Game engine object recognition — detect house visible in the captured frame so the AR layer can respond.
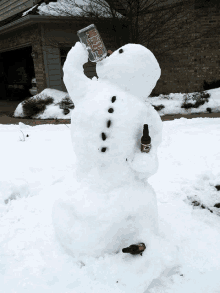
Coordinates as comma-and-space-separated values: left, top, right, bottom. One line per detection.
0, 0, 118, 100
0, 0, 219, 100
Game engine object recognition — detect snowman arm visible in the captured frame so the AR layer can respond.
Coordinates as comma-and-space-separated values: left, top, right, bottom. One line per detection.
63, 42, 93, 106
128, 149, 159, 177
129, 106, 163, 176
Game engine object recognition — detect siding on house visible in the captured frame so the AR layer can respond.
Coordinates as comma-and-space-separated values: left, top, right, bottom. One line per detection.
0, 14, 118, 96
43, 45, 63, 91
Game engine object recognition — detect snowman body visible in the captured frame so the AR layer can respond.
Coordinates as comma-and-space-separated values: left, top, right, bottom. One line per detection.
53, 179, 158, 258
53, 42, 163, 258
71, 81, 159, 189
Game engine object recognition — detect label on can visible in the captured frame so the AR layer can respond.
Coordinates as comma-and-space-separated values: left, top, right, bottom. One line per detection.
141, 143, 151, 153
77, 24, 107, 62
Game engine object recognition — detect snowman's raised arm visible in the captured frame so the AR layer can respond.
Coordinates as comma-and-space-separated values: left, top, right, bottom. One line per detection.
63, 42, 93, 106
128, 105, 163, 178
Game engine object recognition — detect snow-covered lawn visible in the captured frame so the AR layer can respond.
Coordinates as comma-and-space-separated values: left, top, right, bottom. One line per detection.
1, 117, 220, 292
13, 87, 220, 120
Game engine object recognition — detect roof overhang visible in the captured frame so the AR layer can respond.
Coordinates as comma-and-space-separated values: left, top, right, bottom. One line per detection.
0, 15, 86, 36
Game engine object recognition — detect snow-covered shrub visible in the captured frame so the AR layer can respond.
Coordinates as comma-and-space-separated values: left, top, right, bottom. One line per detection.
152, 104, 165, 111
181, 92, 210, 109
55, 95, 75, 115
162, 95, 172, 100
22, 95, 54, 118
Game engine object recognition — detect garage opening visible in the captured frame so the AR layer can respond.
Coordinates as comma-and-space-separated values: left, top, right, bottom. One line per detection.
0, 46, 35, 101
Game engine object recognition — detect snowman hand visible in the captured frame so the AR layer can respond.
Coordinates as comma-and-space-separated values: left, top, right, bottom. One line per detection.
63, 42, 92, 106
128, 150, 159, 176
63, 42, 88, 69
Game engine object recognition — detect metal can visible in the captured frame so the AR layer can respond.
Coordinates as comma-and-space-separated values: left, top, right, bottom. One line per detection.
77, 24, 107, 62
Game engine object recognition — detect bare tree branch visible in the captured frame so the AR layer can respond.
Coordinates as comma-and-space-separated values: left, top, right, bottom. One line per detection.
37, 0, 220, 56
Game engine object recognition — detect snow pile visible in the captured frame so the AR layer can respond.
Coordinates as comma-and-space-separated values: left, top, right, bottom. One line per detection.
37, 0, 124, 18
37, 0, 83, 16
14, 88, 74, 119
148, 88, 220, 115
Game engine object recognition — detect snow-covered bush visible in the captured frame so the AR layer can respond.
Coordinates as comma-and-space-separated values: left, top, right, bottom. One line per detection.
13, 88, 75, 119
152, 104, 165, 111
22, 95, 54, 118
181, 92, 210, 109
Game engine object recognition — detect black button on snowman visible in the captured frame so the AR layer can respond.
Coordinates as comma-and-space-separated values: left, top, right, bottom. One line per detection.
54, 24, 163, 259
101, 96, 116, 153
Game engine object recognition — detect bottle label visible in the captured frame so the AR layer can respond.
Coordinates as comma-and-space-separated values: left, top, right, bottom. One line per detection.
141, 143, 151, 153
77, 24, 107, 62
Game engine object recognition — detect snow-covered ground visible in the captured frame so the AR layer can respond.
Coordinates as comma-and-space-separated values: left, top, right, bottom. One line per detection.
13, 87, 220, 120
1, 116, 220, 292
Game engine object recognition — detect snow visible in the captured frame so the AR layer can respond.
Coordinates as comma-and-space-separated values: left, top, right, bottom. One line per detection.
148, 88, 220, 115
37, 0, 124, 18
37, 0, 85, 16
96, 43, 161, 101
54, 41, 179, 291
22, 4, 38, 16
1, 118, 220, 292
3, 40, 220, 292
13, 84, 220, 120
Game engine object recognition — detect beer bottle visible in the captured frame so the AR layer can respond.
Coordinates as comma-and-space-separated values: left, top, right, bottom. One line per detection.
141, 124, 151, 153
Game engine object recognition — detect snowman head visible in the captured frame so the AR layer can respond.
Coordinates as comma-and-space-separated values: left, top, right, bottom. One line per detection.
96, 44, 161, 100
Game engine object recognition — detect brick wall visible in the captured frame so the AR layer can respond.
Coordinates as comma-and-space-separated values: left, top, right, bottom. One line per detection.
138, 3, 220, 95
32, 24, 47, 93
0, 24, 47, 94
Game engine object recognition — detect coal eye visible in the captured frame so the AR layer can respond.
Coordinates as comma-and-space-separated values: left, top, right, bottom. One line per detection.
119, 49, 123, 54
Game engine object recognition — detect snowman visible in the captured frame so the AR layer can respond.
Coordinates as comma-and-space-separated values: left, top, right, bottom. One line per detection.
52, 42, 178, 285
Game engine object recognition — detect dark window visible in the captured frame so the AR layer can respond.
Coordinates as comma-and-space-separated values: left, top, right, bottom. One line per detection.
60, 47, 71, 67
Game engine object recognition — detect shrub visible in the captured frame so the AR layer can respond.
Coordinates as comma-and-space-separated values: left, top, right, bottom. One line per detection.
203, 79, 220, 91
152, 104, 165, 111
162, 95, 172, 100
57, 96, 75, 110
182, 102, 194, 109
63, 108, 70, 115
22, 95, 54, 118
181, 92, 210, 109
206, 107, 212, 113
